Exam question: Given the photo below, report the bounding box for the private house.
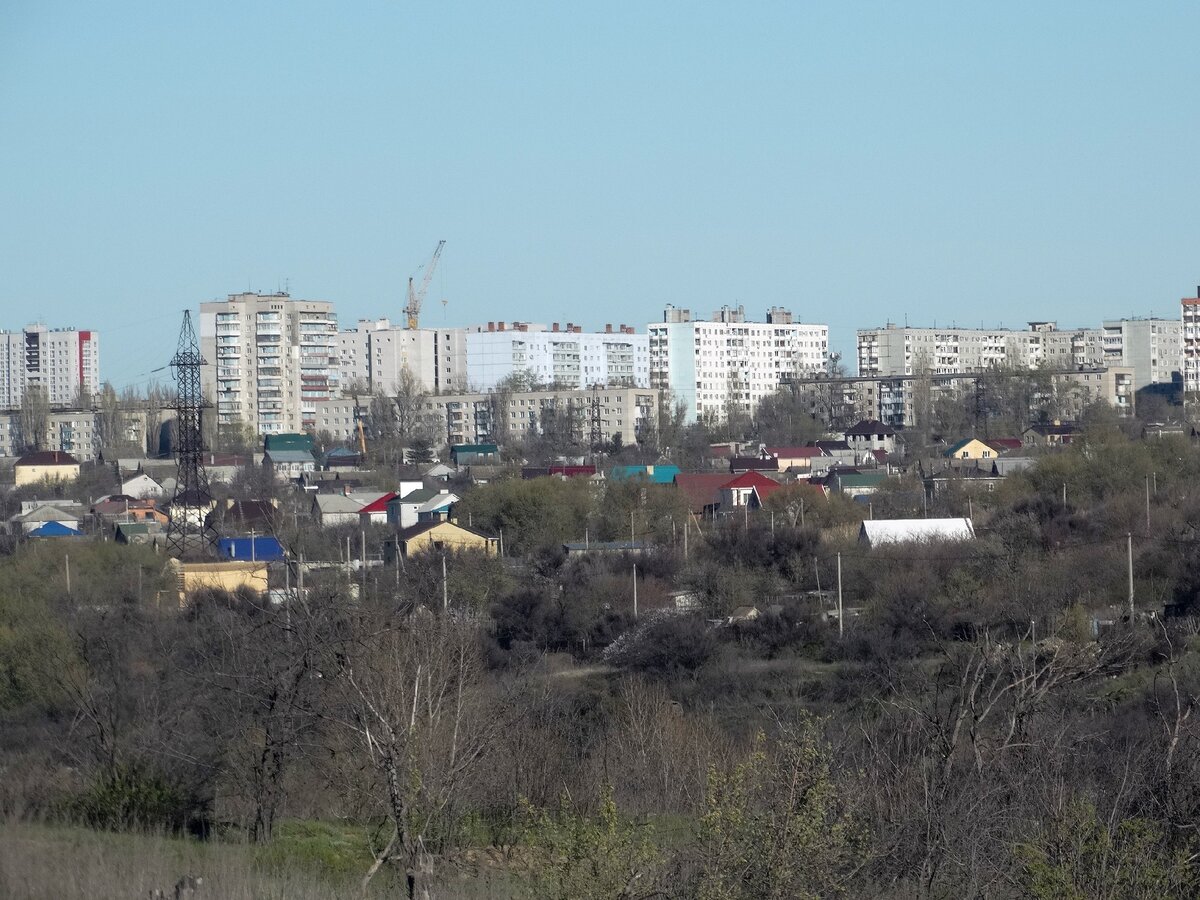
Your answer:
[844,420,897,455]
[562,539,649,556]
[609,463,681,485]
[121,472,164,499]
[943,437,1004,462]
[217,536,286,562]
[765,446,823,473]
[674,472,732,516]
[207,499,278,533]
[386,488,459,530]
[924,464,1005,497]
[358,492,399,526]
[8,503,82,535]
[1023,421,1081,447]
[450,443,499,465]
[992,457,1036,477]
[859,517,975,548]
[719,471,782,508]
[116,522,163,545]
[264,448,316,479]
[322,446,364,469]
[521,464,598,480]
[729,455,780,474]
[165,559,269,607]
[390,520,497,558]
[312,492,370,527]
[91,497,168,527]
[14,450,80,486]
[833,470,888,498]
[27,521,83,539]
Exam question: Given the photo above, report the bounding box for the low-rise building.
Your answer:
[390,520,497,558]
[14,450,80,486]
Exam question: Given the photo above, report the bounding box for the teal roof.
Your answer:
[264,433,314,452]
[837,472,888,488]
[451,443,498,455]
[943,438,977,457]
[609,464,681,485]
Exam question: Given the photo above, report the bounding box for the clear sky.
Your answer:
[2,2,1199,387]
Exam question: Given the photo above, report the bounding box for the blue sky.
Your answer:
[2,2,1198,386]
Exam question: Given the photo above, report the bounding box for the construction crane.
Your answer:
[404,240,446,329]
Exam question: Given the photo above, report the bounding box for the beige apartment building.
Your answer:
[200,292,338,436]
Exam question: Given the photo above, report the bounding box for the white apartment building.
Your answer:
[0,325,100,409]
[466,321,649,392]
[1183,290,1200,394]
[337,319,468,396]
[648,305,828,424]
[426,386,660,447]
[1101,318,1181,390]
[199,292,338,436]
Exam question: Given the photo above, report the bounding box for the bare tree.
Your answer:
[332,613,495,898]
[18,383,50,452]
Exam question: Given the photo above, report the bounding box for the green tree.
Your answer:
[693,717,864,900]
[520,783,662,900]
[1015,799,1199,900]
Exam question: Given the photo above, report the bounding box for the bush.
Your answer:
[62,765,210,836]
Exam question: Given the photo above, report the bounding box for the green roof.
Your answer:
[837,472,888,488]
[264,433,314,452]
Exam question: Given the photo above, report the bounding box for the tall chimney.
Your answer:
[498,321,506,331]
[605,323,612,334]
[487,321,495,332]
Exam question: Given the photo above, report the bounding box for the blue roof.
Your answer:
[218,536,286,562]
[608,464,681,485]
[28,521,82,537]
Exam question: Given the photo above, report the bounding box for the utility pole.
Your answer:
[65,554,71,594]
[632,563,638,621]
[770,510,775,535]
[361,529,367,592]
[631,510,635,546]
[499,528,504,557]
[442,554,448,611]
[1145,474,1151,535]
[836,551,844,638]
[1127,532,1135,621]
[683,519,688,559]
[800,498,805,529]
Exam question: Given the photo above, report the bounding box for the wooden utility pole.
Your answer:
[836,551,844,638]
[1127,533,1135,620]
[632,563,638,621]
[442,554,448,611]
[1145,474,1151,536]
[65,554,71,594]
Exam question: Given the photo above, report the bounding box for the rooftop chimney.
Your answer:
[498,321,506,331]
[487,321,495,332]
[552,322,559,332]
[605,323,613,334]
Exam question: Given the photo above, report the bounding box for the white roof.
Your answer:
[860,517,975,546]
[314,494,368,514]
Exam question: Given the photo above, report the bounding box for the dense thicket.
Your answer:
[6,427,1200,896]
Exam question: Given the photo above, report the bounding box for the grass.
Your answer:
[0,820,525,900]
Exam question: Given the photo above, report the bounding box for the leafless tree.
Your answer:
[18,383,50,452]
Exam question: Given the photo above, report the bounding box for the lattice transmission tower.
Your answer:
[164,310,216,558]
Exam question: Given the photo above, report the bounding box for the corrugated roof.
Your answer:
[723,471,780,490]
[16,450,79,467]
[265,449,315,463]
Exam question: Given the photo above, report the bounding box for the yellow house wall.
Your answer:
[171,561,269,606]
[15,464,80,486]
[951,439,995,460]
[404,522,496,556]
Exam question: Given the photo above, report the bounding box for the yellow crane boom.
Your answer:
[404,240,446,329]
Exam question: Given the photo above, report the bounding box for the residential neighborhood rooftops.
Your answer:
[674,473,732,513]
[722,471,780,490]
[609,464,681,484]
[264,449,315,463]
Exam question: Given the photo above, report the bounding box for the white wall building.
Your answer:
[648,305,828,424]
[466,321,648,392]
[200,292,338,436]
[1101,317,1181,390]
[0,325,99,409]
[1183,290,1200,394]
[337,319,468,396]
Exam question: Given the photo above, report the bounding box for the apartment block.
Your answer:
[337,319,468,396]
[0,406,148,460]
[0,325,100,409]
[465,321,649,392]
[1183,289,1200,394]
[423,386,661,448]
[1100,318,1181,390]
[199,292,338,436]
[648,305,828,424]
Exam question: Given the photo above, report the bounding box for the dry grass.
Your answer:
[0,821,521,900]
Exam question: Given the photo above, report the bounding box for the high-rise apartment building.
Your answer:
[199,292,338,435]
[1101,318,1181,390]
[465,321,649,392]
[1183,289,1200,394]
[0,325,99,409]
[336,319,468,396]
[648,305,829,424]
